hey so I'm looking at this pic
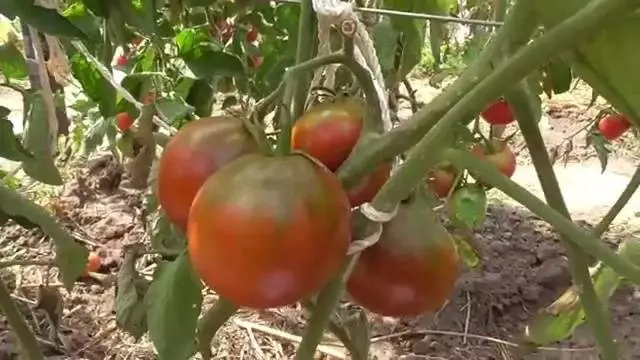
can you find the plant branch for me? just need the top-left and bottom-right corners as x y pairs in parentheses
(0, 278), (44, 360)
(294, 255), (360, 359)
(593, 165), (640, 236)
(289, 0), (317, 120)
(509, 83), (618, 359)
(441, 148), (640, 284)
(366, 0), (636, 212)
(197, 297), (238, 360)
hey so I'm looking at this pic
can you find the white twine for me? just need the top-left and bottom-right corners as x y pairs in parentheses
(310, 0), (392, 132)
(347, 222), (382, 255)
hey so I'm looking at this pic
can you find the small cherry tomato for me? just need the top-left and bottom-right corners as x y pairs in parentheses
(481, 99), (515, 125)
(116, 55), (129, 67)
(598, 113), (631, 140)
(246, 26), (259, 42)
(116, 112), (135, 132)
(85, 252), (102, 275)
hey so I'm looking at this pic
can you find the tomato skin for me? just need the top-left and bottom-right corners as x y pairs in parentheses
(347, 196), (459, 317)
(116, 55), (129, 67)
(598, 114), (631, 140)
(157, 116), (260, 231)
(188, 153), (351, 309)
(481, 99), (515, 125)
(471, 140), (516, 178)
(85, 252), (102, 275)
(347, 162), (391, 207)
(249, 55), (263, 69)
(292, 99), (364, 172)
(428, 166), (457, 198)
(116, 112), (135, 132)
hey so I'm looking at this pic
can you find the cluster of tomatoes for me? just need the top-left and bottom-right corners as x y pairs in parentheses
(209, 18), (263, 69)
(428, 99), (517, 198)
(156, 97), (459, 316)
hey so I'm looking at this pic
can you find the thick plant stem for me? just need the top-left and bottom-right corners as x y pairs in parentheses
(368, 0), (636, 212)
(441, 148), (640, 284)
(593, 165), (640, 236)
(0, 278), (44, 360)
(286, 0), (316, 121)
(337, 0), (531, 187)
(294, 255), (360, 360)
(197, 298), (238, 360)
(509, 84), (618, 360)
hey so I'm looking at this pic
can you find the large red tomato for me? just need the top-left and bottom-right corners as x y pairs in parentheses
(347, 191), (460, 317)
(157, 116), (260, 231)
(292, 98), (365, 172)
(188, 153), (351, 309)
(470, 140), (516, 178)
(598, 113), (631, 140)
(347, 162), (392, 207)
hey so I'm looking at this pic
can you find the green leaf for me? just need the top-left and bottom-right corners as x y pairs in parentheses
(145, 252), (203, 360)
(152, 213), (187, 257)
(116, 245), (149, 340)
(21, 92), (63, 185)
(452, 234), (482, 268)
(342, 309), (371, 359)
(0, 118), (33, 162)
(84, 115), (112, 155)
(1, 0), (88, 40)
(523, 237), (640, 346)
(62, 2), (101, 46)
(185, 78), (215, 118)
(534, 1), (640, 128)
(587, 132), (610, 173)
(0, 183), (88, 289)
(447, 184), (487, 229)
(0, 41), (28, 79)
(67, 50), (116, 119)
(156, 98), (195, 124)
(543, 59), (573, 96)
(371, 19), (400, 79)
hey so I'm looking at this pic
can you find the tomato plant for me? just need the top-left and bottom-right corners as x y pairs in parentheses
(187, 153), (351, 309)
(157, 116), (260, 231)
(347, 191), (460, 317)
(598, 113), (631, 140)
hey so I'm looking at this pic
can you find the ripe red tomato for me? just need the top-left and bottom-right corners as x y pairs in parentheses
(85, 252), (102, 275)
(116, 112), (135, 132)
(292, 98), (364, 172)
(347, 193), (459, 317)
(347, 162), (391, 207)
(157, 116), (260, 231)
(471, 140), (516, 178)
(188, 153), (351, 309)
(428, 165), (457, 198)
(116, 55), (129, 67)
(481, 99), (515, 125)
(598, 113), (631, 140)
(246, 26), (259, 42)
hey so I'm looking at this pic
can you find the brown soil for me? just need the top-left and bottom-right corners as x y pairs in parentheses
(1, 80), (640, 360)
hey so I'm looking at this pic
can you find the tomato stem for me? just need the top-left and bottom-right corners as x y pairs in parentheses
(0, 277), (44, 360)
(443, 147), (640, 284)
(196, 298), (238, 360)
(508, 83), (619, 359)
(593, 165), (640, 236)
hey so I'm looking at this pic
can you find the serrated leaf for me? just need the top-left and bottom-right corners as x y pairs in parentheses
(523, 237), (640, 346)
(0, 118), (33, 162)
(1, 0), (87, 40)
(116, 245), (149, 339)
(67, 50), (116, 118)
(145, 252), (202, 360)
(447, 184), (487, 229)
(0, 41), (28, 79)
(588, 132), (610, 173)
(452, 234), (481, 268)
(0, 183), (88, 289)
(21, 92), (63, 185)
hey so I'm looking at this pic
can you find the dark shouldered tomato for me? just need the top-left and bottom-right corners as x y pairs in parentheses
(470, 140), (516, 178)
(188, 153), (351, 309)
(157, 116), (260, 231)
(481, 99), (515, 125)
(347, 162), (392, 207)
(347, 190), (459, 317)
(427, 164), (457, 198)
(598, 113), (631, 140)
(292, 98), (365, 172)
